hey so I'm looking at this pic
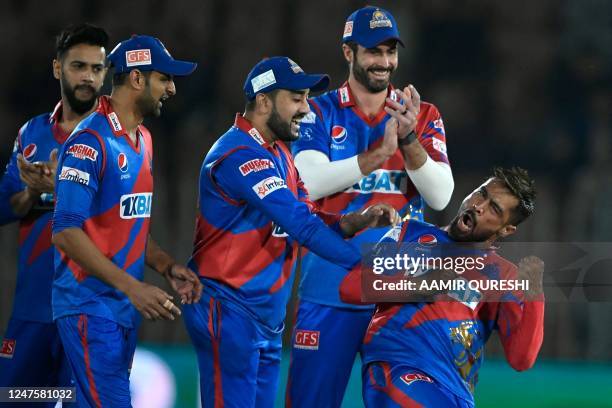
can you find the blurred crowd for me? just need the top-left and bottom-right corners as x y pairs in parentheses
(0, 0), (610, 360)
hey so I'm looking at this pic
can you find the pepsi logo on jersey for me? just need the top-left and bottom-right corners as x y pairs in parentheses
(418, 234), (437, 245)
(331, 125), (348, 145)
(120, 193), (153, 219)
(118, 153), (129, 173)
(23, 143), (37, 161)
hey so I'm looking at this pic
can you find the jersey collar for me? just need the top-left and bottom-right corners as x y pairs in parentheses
(234, 113), (273, 149)
(98, 95), (141, 153)
(337, 81), (399, 108)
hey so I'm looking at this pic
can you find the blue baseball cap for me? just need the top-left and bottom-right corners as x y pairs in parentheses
(342, 6), (404, 48)
(108, 35), (197, 76)
(243, 57), (330, 101)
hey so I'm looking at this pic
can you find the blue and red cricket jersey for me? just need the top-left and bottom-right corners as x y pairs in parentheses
(52, 95), (154, 329)
(340, 220), (545, 405)
(0, 102), (69, 323)
(187, 114), (361, 330)
(292, 82), (450, 308)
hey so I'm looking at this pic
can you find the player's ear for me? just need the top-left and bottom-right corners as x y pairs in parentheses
(255, 93), (271, 115)
(497, 224), (517, 239)
(52, 59), (61, 80)
(129, 69), (146, 90)
(342, 44), (353, 64)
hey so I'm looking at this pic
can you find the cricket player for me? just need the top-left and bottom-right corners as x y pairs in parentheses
(0, 24), (108, 404)
(51, 35), (202, 407)
(183, 56), (400, 407)
(340, 167), (544, 407)
(287, 6), (454, 406)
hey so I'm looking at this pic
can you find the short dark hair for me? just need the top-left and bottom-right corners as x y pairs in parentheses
(345, 41), (359, 56)
(112, 70), (151, 87)
(244, 89), (280, 112)
(492, 167), (536, 225)
(55, 23), (109, 60)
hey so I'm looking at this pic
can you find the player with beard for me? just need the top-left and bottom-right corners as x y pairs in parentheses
(51, 35), (202, 407)
(0, 24), (108, 402)
(182, 56), (401, 407)
(286, 6), (455, 407)
(340, 167), (544, 407)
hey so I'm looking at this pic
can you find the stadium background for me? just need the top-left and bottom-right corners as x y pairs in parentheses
(0, 0), (610, 406)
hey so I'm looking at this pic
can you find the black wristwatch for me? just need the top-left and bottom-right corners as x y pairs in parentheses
(398, 130), (417, 146)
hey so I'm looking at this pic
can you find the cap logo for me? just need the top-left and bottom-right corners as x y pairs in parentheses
(288, 58), (303, 74)
(251, 69), (276, 93)
(126, 49), (152, 67)
(343, 21), (354, 38)
(370, 10), (392, 29)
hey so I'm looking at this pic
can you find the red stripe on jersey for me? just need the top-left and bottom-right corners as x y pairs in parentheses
(364, 304), (402, 344)
(78, 315), (102, 408)
(192, 214), (286, 289)
(208, 298), (224, 408)
(269, 243), (298, 293)
(403, 302), (481, 330)
(368, 362), (423, 407)
(27, 219), (52, 265)
(18, 218), (37, 245)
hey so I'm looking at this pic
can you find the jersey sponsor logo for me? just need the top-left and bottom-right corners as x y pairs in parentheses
(370, 9), (393, 29)
(301, 127), (314, 141)
(300, 111), (316, 124)
(118, 153), (129, 173)
(432, 118), (445, 135)
(126, 49), (152, 67)
(400, 373), (433, 386)
(248, 128), (266, 145)
(108, 112), (122, 132)
(59, 166), (90, 185)
(120, 192), (153, 219)
(0, 339), (16, 358)
(343, 21), (354, 37)
(345, 169), (408, 195)
(294, 329), (320, 350)
(432, 138), (447, 155)
(239, 158), (275, 176)
(383, 224), (402, 242)
(67, 144), (99, 161)
(252, 176), (286, 199)
(339, 86), (350, 104)
(418, 234), (437, 245)
(251, 69), (276, 93)
(23, 143), (37, 161)
(331, 125), (348, 144)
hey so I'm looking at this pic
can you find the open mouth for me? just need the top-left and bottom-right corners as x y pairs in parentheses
(457, 211), (475, 233)
(158, 95), (168, 108)
(369, 69), (391, 80)
(291, 118), (301, 132)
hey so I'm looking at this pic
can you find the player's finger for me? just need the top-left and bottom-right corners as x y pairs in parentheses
(154, 301), (174, 320)
(192, 279), (203, 303)
(141, 310), (153, 320)
(408, 84), (421, 110)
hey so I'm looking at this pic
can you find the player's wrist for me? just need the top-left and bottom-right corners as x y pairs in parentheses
(398, 130), (417, 146)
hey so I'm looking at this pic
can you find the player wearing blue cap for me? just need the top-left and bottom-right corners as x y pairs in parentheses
(286, 6), (455, 407)
(51, 35), (202, 407)
(183, 56), (400, 407)
(0, 24), (108, 405)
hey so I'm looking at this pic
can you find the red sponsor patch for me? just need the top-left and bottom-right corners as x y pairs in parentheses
(67, 144), (99, 161)
(126, 49), (151, 67)
(239, 159), (274, 176)
(294, 329), (320, 350)
(23, 143), (37, 161)
(0, 339), (16, 358)
(418, 234), (437, 245)
(400, 373), (433, 386)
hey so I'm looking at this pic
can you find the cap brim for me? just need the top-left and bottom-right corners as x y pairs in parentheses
(161, 59), (198, 76)
(355, 36), (405, 49)
(287, 74), (330, 94)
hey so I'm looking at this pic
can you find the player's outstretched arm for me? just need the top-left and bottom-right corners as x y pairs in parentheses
(52, 228), (181, 321)
(339, 203), (401, 237)
(145, 235), (202, 304)
(496, 257), (545, 371)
